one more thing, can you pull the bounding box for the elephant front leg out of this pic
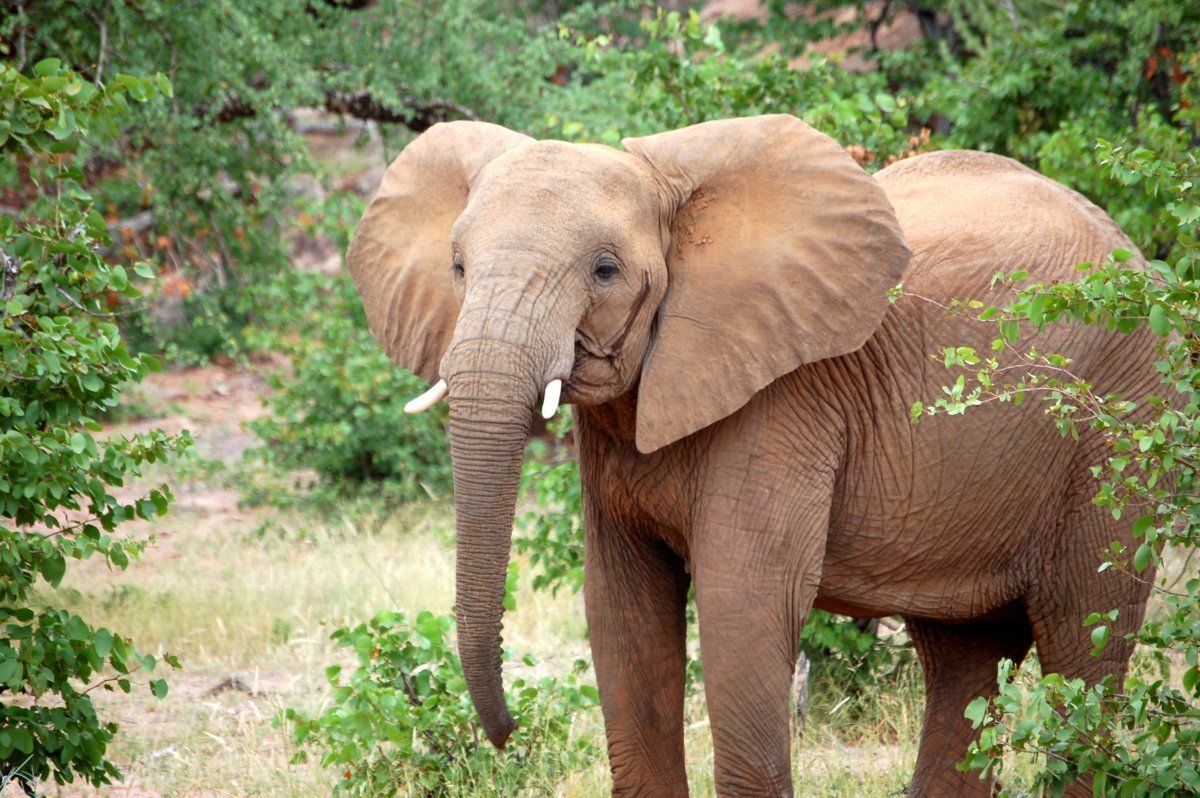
[585,514,690,797]
[692,510,828,797]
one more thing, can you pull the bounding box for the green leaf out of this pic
[964,696,989,728]
[94,628,113,659]
[40,552,67,586]
[150,678,169,699]
[1132,542,1153,572]
[33,58,63,76]
[1148,304,1171,336]
[0,657,22,686]
[1132,515,1154,539]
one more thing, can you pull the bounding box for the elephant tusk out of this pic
[404,379,448,414]
[541,379,562,420]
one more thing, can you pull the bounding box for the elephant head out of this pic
[346,114,910,747]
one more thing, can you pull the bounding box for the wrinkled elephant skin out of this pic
[347,115,1156,797]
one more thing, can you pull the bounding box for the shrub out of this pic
[0,62,187,789]
[245,272,454,509]
[798,611,915,719]
[285,603,599,797]
[548,7,925,169]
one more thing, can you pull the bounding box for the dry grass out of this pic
[30,480,922,797]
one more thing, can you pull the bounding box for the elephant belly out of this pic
[816,403,1075,622]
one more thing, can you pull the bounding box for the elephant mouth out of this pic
[567,338,604,391]
[565,274,654,401]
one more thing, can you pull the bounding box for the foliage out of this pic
[244,271,453,509]
[799,611,915,715]
[0,62,186,789]
[550,7,929,168]
[910,0,1199,259]
[915,141,1200,793]
[5,0,1194,358]
[917,0,1198,158]
[517,413,585,596]
[285,605,599,797]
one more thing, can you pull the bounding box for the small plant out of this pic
[799,611,914,722]
[285,606,599,797]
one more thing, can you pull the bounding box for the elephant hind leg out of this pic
[906,614,1033,797]
[1027,497,1151,685]
[1023,498,1154,797]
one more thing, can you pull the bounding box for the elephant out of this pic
[345,114,1156,797]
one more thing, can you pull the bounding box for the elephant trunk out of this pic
[445,343,539,749]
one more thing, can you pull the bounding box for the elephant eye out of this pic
[451,259,465,279]
[594,256,620,282]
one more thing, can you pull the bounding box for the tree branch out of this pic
[200,89,477,132]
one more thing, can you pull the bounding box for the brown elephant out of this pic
[346,114,1155,797]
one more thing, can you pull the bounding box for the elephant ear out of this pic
[623,115,911,454]
[347,121,533,382]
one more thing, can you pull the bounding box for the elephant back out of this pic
[876,150,1141,295]
[873,149,1154,408]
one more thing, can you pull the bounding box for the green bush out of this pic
[911,0,1199,262]
[285,604,599,797]
[0,62,187,789]
[245,272,453,508]
[798,611,914,716]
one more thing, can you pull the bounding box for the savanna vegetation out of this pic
[1,0,1197,795]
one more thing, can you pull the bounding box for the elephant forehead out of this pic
[464,142,658,222]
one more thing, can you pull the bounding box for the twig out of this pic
[323,89,479,128]
[200,89,479,133]
[1,245,18,306]
[55,285,145,318]
[14,1,27,72]
[81,665,144,695]
[90,10,108,87]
